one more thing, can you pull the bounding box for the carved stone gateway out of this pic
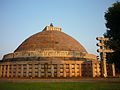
[96,37,115,77]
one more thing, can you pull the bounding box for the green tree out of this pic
[104,2,120,73]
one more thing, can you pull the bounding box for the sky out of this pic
[0,0,118,60]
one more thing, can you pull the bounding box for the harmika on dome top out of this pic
[15,24,87,53]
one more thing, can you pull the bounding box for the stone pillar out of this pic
[51,65,54,77]
[3,65,6,77]
[112,64,115,77]
[15,64,18,77]
[75,64,77,77]
[44,64,48,78]
[38,64,41,77]
[79,64,82,77]
[11,65,13,77]
[63,64,66,77]
[21,64,23,77]
[96,63,100,77]
[32,64,35,77]
[69,64,72,77]
[92,63,95,77]
[57,64,60,77]
[96,63,98,75]
[101,52,107,77]
[7,65,10,77]
[26,64,29,77]
[0,65,2,77]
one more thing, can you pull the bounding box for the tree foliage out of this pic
[104,2,120,72]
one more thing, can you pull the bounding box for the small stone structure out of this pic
[0,24,115,78]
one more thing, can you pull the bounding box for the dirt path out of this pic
[0,78,120,82]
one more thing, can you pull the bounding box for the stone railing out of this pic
[3,50,96,60]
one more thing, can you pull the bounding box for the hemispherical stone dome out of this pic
[15,30,87,53]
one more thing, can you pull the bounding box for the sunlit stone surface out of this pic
[0,24,115,78]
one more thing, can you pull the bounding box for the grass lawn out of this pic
[0,82,120,90]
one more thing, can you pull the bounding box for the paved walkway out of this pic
[0,78,120,82]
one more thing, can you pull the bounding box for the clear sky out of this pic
[0,0,118,59]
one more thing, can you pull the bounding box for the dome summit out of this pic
[15,26,87,53]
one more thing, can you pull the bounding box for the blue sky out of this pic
[0,0,118,59]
